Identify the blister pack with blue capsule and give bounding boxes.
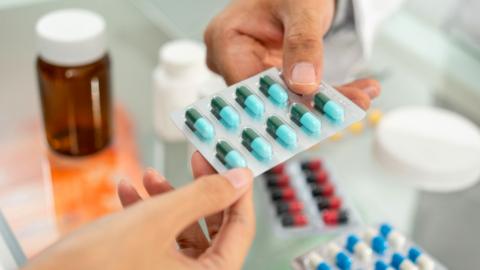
[171,68,366,176]
[292,223,447,270]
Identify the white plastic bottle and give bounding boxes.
[153,39,224,180]
[153,39,224,141]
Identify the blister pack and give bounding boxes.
[170,68,366,176]
[292,223,447,270]
[260,156,361,236]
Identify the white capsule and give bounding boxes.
[388,231,406,250]
[400,260,419,270]
[363,228,377,242]
[417,255,435,270]
[326,243,342,259]
[354,242,372,262]
[306,252,327,270]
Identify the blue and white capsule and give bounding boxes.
[216,141,246,169]
[379,223,406,250]
[259,75,288,106]
[345,234,372,262]
[185,108,214,141]
[364,228,389,255]
[291,103,321,134]
[235,86,264,118]
[241,128,272,161]
[375,260,395,270]
[391,253,419,270]
[408,247,435,270]
[306,252,332,270]
[327,243,352,270]
[314,92,345,122]
[211,96,240,129]
[266,116,297,148]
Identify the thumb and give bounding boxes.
[280,0,335,95]
[159,168,253,238]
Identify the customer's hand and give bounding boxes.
[205,0,381,109]
[24,153,255,270]
[118,151,236,258]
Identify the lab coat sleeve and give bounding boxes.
[352,0,405,57]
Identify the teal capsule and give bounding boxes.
[235,86,265,118]
[211,96,240,128]
[185,108,214,140]
[266,116,297,148]
[259,75,288,106]
[242,128,272,160]
[216,141,246,168]
[291,103,321,134]
[314,92,345,122]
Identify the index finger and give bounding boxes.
[191,151,216,178]
[191,151,224,241]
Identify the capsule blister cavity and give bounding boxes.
[236,86,264,118]
[185,108,214,141]
[215,140,246,169]
[314,92,345,122]
[291,103,321,134]
[211,96,240,129]
[266,116,297,148]
[259,75,288,106]
[241,128,272,161]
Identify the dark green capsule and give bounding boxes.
[291,104,321,134]
[314,92,345,122]
[259,75,288,105]
[266,116,297,147]
[185,108,214,140]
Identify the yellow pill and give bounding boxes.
[368,109,383,126]
[348,121,364,134]
[329,132,343,141]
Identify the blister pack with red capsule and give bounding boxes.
[260,156,361,237]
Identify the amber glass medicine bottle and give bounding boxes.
[36,9,112,156]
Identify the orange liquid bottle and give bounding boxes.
[36,9,112,156]
[35,9,119,232]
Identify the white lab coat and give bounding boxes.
[353,0,404,57]
[323,0,404,83]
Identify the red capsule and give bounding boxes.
[306,170,329,184]
[311,182,335,197]
[271,186,295,201]
[322,209,349,225]
[271,163,285,174]
[282,213,308,227]
[266,174,290,187]
[307,159,323,171]
[276,200,304,215]
[293,213,308,226]
[317,196,342,210]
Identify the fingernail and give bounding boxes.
[222,169,252,189]
[145,168,164,182]
[291,62,316,85]
[362,86,378,98]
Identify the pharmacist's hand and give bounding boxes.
[205,0,381,109]
[24,155,255,270]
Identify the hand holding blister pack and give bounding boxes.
[171,68,366,176]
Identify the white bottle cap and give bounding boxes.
[159,39,208,78]
[36,9,107,66]
[375,106,480,191]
